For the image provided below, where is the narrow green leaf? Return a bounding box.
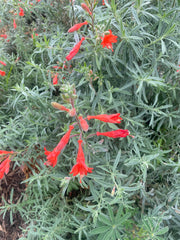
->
[161,40,166,54]
[107,205,115,223]
[156,226,169,236]
[113,150,121,172]
[90,226,109,235]
[99,214,112,226]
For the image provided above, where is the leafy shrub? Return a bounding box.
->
[0,0,179,239]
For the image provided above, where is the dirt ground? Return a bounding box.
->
[0,163,26,240]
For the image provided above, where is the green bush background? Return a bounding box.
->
[0,0,180,239]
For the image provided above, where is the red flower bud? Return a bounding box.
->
[81,3,92,15]
[78,116,89,132]
[51,102,70,112]
[0,61,6,66]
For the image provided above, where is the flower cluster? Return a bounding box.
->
[0,4,39,76]
[44,87,133,183]
[47,2,118,85]
[63,2,118,65]
[0,1,42,42]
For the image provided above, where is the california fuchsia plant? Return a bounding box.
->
[44,84,133,183]
[0,0,179,239]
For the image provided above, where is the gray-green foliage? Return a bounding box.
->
[0,0,180,239]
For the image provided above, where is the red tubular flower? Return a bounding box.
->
[0,34,7,39]
[78,116,89,132]
[19,7,24,17]
[81,3,92,15]
[0,150,14,179]
[44,125,74,167]
[96,129,130,138]
[101,30,118,51]
[66,37,85,61]
[0,157,11,179]
[0,150,14,155]
[68,21,88,33]
[0,61,6,66]
[70,139,93,183]
[0,70,6,76]
[87,113,122,123]
[13,19,17,29]
[44,147,60,167]
[53,74,58,85]
[102,0,108,5]
[56,125,74,151]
